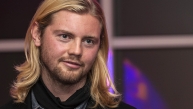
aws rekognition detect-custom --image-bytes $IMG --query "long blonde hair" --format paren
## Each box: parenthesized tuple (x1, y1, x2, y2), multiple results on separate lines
(10, 0, 121, 108)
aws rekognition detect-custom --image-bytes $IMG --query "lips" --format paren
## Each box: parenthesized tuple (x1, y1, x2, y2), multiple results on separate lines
(63, 60, 82, 69)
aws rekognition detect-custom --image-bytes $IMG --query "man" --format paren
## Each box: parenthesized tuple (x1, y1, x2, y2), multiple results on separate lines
(1, 0, 136, 109)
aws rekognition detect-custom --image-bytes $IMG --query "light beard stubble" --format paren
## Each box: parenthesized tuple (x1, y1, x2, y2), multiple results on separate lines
(42, 56, 87, 85)
(40, 45, 88, 85)
(51, 64, 86, 85)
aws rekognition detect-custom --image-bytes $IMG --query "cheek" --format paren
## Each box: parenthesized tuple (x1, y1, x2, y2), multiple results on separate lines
(44, 39, 65, 56)
(41, 42, 60, 63)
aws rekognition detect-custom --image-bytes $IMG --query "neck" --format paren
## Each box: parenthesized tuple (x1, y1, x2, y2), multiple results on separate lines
(41, 72, 87, 101)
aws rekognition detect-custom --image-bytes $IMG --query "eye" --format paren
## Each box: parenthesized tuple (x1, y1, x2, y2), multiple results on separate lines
(58, 34, 71, 42)
(60, 34, 69, 39)
(83, 39, 96, 47)
(85, 39, 93, 44)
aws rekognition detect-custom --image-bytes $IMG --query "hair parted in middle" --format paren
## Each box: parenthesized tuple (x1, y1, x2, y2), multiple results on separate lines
(10, 0, 121, 108)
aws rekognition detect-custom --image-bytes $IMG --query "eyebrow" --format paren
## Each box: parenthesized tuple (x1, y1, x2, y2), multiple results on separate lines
(53, 30, 74, 36)
(53, 29, 99, 40)
(84, 36, 97, 39)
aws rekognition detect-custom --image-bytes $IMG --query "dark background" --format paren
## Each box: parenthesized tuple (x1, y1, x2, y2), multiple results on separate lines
(0, 0, 42, 105)
(114, 48, 193, 109)
(0, 0, 42, 39)
(112, 0, 193, 109)
(114, 0, 193, 36)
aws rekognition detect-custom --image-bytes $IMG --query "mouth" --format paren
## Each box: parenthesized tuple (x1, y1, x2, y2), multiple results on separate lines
(62, 60, 82, 69)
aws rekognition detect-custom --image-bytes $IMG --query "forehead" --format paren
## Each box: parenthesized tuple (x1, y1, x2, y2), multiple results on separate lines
(48, 10, 101, 37)
(51, 10, 100, 24)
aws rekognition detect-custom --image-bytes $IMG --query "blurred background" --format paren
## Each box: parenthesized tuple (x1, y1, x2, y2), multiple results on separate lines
(1, 0, 193, 109)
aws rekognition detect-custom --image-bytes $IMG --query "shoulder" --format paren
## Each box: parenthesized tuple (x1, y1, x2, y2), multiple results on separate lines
(116, 101, 136, 109)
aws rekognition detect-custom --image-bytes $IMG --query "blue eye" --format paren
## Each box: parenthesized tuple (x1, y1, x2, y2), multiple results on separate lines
(57, 34, 71, 42)
(61, 34, 68, 39)
(83, 39, 96, 47)
(85, 39, 93, 44)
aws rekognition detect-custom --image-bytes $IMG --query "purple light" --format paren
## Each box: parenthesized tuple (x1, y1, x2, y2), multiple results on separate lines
(123, 59, 168, 109)
(107, 50, 114, 92)
(107, 49, 114, 82)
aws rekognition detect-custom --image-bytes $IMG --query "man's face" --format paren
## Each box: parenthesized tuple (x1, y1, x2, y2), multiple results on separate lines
(37, 10, 101, 84)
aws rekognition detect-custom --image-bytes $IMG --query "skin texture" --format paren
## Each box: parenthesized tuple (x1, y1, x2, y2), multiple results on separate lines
(31, 10, 101, 101)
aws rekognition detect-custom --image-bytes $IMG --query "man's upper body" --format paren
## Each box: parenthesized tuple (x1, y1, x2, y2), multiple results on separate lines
(1, 79, 136, 109)
(1, 0, 136, 109)
(1, 102, 135, 109)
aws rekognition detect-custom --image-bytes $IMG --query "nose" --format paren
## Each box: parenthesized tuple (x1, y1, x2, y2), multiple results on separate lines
(68, 41, 82, 58)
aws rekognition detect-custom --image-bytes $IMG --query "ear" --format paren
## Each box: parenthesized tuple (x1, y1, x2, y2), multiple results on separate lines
(31, 22, 41, 47)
